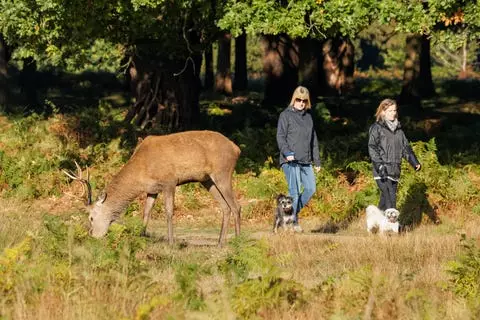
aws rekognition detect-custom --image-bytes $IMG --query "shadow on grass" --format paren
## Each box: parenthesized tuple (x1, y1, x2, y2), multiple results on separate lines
(399, 182, 440, 231)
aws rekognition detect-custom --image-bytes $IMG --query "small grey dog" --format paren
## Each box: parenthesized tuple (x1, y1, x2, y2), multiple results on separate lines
(273, 194, 295, 233)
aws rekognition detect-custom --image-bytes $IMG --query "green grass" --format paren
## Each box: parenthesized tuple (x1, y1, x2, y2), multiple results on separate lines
(1, 74, 480, 319)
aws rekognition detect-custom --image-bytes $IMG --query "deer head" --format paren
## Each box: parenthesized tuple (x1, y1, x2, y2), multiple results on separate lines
(62, 161, 111, 238)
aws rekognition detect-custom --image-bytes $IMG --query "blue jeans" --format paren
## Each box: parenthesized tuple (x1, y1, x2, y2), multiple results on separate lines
(282, 162, 316, 224)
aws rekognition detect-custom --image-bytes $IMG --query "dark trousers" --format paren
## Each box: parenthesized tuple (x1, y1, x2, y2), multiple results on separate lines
(376, 179, 398, 210)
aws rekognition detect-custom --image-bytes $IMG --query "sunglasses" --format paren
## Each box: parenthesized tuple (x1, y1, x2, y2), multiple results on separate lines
(295, 98, 308, 103)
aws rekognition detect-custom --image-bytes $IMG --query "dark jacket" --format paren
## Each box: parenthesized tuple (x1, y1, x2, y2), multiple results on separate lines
(368, 120, 420, 180)
(277, 106, 321, 167)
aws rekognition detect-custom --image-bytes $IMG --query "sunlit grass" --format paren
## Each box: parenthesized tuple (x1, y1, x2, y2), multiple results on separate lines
(1, 78, 480, 318)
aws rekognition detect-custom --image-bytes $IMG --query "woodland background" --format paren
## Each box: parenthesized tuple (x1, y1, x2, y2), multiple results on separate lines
(0, 1, 480, 319)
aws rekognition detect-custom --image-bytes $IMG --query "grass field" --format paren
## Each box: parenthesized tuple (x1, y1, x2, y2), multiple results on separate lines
(1, 75, 480, 319)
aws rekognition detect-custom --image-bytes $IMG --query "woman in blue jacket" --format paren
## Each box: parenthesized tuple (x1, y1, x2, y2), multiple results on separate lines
(277, 86, 321, 232)
(368, 98, 421, 210)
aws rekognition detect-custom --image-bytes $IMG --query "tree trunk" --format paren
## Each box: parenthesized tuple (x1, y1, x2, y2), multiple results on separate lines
(399, 34, 435, 107)
(19, 57, 39, 109)
(261, 34, 299, 107)
(476, 38, 480, 72)
(419, 35, 435, 97)
(297, 38, 322, 103)
(215, 33, 232, 95)
(233, 33, 248, 91)
(0, 34, 8, 109)
(203, 44, 214, 90)
(319, 37, 355, 96)
(458, 35, 468, 79)
(125, 54, 202, 131)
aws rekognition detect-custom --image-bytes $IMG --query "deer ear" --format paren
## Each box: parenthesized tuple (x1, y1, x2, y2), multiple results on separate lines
(96, 192, 107, 204)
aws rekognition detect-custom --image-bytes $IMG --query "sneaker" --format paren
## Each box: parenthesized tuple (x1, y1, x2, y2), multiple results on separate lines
(293, 225, 304, 233)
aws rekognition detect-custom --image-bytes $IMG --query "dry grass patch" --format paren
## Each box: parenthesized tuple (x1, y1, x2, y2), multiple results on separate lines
(253, 218, 479, 319)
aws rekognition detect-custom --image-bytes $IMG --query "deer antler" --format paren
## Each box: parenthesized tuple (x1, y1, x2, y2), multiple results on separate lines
(62, 161, 92, 205)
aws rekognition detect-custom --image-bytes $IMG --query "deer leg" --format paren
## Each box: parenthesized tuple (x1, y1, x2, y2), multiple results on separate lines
(211, 175, 241, 237)
(202, 180, 232, 247)
(143, 193, 157, 234)
(163, 186, 175, 245)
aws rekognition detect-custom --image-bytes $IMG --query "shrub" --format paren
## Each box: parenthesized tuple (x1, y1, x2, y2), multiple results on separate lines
(446, 236, 480, 301)
(174, 263, 206, 311)
(219, 235, 306, 317)
(0, 236, 32, 297)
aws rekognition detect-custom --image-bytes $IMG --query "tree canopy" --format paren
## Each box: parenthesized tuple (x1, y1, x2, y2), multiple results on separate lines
(218, 0, 378, 38)
(0, 0, 218, 70)
(219, 0, 480, 39)
(1, 0, 478, 70)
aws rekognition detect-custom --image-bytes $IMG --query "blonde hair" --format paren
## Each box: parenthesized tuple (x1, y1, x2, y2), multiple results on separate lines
(375, 98, 397, 122)
(289, 86, 312, 109)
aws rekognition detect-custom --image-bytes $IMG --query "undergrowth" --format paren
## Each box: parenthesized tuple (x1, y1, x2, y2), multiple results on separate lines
(1, 84, 480, 318)
(446, 235, 480, 316)
(219, 235, 307, 317)
(0, 106, 478, 226)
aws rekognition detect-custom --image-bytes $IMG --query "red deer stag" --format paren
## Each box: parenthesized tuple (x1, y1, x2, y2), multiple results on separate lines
(63, 130, 241, 246)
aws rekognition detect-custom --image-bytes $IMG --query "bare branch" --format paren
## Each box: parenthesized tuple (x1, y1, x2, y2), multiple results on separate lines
(174, 56, 196, 77)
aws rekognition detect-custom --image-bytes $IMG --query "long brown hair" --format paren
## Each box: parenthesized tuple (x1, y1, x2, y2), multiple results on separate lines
(375, 99, 397, 122)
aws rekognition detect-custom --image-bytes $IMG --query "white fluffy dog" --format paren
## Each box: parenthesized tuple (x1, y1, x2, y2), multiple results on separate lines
(366, 205, 400, 234)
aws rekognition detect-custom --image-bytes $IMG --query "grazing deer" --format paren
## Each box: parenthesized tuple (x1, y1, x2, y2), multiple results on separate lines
(63, 130, 241, 246)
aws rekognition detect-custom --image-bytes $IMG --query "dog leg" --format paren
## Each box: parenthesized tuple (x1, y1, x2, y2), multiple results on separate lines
(273, 218, 281, 234)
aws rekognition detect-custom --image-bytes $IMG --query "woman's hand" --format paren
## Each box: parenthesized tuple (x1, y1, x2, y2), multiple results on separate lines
(415, 164, 421, 171)
(314, 166, 321, 173)
(286, 155, 295, 162)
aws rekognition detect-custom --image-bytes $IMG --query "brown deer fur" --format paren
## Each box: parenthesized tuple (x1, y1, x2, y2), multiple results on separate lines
(80, 130, 241, 246)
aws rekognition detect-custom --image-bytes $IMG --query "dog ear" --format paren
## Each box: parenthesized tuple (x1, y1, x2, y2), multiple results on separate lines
(276, 194, 285, 201)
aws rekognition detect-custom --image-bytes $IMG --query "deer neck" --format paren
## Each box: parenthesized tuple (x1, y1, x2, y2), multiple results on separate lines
(102, 168, 143, 218)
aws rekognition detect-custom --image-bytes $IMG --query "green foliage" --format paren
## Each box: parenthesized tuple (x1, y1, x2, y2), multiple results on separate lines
(0, 236, 32, 295)
(174, 263, 206, 311)
(404, 288, 431, 318)
(0, 97, 138, 199)
(42, 214, 147, 274)
(42, 214, 86, 259)
(219, 0, 378, 38)
(307, 160, 378, 223)
(312, 101, 332, 123)
(232, 125, 278, 174)
(246, 34, 264, 76)
(179, 183, 207, 210)
(232, 276, 307, 318)
(219, 234, 274, 284)
(0, 0, 218, 70)
(377, 0, 433, 34)
(133, 296, 171, 320)
(356, 23, 407, 71)
(446, 236, 480, 312)
(0, 114, 64, 199)
(62, 39, 124, 74)
(399, 139, 478, 210)
(473, 204, 480, 216)
(395, 139, 480, 225)
(310, 0, 378, 38)
(219, 235, 306, 317)
(220, 0, 480, 43)
(237, 168, 286, 200)
(357, 75, 402, 96)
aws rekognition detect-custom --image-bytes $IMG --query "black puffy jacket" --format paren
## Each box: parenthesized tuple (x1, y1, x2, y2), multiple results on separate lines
(368, 121, 420, 180)
(277, 106, 321, 167)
